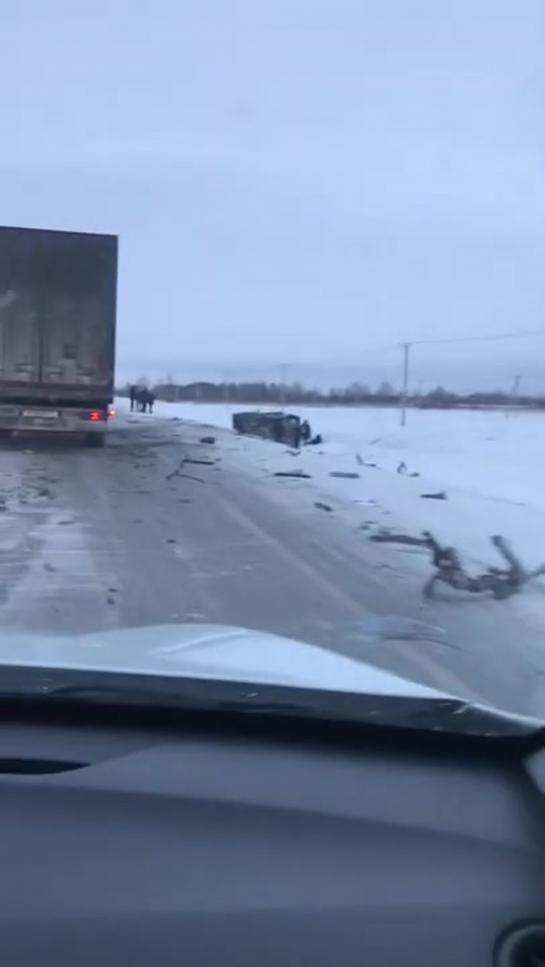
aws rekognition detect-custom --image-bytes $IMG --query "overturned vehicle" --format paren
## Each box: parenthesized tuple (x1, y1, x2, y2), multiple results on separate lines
(232, 411, 302, 447)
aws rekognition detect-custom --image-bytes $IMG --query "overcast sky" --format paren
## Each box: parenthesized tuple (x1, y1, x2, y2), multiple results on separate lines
(0, 1, 543, 391)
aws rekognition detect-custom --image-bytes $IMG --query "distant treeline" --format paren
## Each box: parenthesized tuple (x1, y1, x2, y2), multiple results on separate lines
(119, 380, 545, 409)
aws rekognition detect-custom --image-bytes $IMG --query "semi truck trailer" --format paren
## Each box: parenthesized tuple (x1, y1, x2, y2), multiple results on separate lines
(0, 226, 117, 445)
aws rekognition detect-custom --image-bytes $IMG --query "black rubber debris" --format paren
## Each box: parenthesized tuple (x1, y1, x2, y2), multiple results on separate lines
(369, 530, 428, 546)
(274, 471, 311, 479)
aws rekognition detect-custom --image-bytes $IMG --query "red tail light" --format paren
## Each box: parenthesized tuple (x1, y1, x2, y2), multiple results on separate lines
(89, 410, 104, 422)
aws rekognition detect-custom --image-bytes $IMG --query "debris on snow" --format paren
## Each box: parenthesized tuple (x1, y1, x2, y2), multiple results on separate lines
(314, 501, 333, 512)
(165, 456, 206, 484)
(356, 454, 378, 468)
(329, 471, 360, 479)
(274, 470, 312, 479)
(369, 529, 429, 547)
(199, 436, 216, 444)
(184, 457, 215, 466)
(36, 487, 52, 498)
(423, 532, 545, 600)
(125, 399, 545, 630)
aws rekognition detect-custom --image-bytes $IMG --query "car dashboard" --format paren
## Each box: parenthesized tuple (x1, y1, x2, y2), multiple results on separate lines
(0, 703, 543, 966)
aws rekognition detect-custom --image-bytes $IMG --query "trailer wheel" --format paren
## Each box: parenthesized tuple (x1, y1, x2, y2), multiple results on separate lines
(85, 433, 105, 448)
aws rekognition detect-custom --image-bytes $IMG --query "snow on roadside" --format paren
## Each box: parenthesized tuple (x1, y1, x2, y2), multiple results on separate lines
(118, 399, 545, 596)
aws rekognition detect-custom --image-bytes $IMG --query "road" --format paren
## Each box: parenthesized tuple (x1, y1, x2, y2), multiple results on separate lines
(0, 408, 544, 717)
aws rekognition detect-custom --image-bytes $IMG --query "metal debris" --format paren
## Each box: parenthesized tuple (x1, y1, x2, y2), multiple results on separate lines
(370, 530, 429, 547)
(274, 470, 312, 479)
(165, 456, 206, 484)
(423, 531, 545, 600)
(356, 454, 378, 468)
(329, 471, 360, 479)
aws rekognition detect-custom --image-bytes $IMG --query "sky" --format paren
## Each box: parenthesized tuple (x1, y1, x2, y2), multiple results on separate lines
(0, 1, 544, 392)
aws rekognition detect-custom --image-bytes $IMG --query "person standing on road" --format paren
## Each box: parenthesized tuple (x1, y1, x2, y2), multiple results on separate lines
(129, 385, 138, 411)
(146, 390, 156, 414)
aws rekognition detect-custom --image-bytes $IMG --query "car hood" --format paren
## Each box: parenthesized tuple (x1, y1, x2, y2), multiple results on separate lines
(0, 623, 453, 701)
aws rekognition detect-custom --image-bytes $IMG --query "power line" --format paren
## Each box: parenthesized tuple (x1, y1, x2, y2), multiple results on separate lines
(371, 329, 545, 357)
(399, 329, 545, 348)
(398, 329, 545, 426)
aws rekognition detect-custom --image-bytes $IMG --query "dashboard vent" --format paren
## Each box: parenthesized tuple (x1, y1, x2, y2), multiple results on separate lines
(496, 924, 545, 967)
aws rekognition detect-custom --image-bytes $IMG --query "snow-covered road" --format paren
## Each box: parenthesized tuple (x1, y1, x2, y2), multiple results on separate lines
(148, 400, 545, 579)
(0, 402, 543, 717)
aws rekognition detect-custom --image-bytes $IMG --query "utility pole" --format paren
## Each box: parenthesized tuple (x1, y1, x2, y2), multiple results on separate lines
(508, 374, 521, 417)
(279, 363, 288, 410)
(400, 342, 410, 427)
(396, 329, 543, 427)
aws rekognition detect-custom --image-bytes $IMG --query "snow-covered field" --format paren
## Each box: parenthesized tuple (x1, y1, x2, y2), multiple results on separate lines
(140, 400, 545, 587)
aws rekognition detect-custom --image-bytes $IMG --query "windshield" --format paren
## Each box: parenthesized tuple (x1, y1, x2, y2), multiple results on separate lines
(0, 1, 543, 724)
